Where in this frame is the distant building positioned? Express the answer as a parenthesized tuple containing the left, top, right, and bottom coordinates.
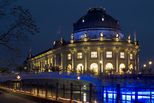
(26, 8, 139, 75)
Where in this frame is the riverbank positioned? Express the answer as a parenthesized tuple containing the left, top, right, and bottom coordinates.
(0, 86, 62, 103)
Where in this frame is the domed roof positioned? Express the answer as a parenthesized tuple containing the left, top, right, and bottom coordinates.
(73, 8, 120, 32)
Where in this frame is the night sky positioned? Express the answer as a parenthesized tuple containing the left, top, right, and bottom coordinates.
(2, 0, 154, 67)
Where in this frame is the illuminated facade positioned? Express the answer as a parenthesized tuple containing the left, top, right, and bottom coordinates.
(27, 8, 139, 75)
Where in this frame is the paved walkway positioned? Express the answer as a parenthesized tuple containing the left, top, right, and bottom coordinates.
(0, 90, 37, 103)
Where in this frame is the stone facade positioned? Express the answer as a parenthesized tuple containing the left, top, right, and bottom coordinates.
(26, 8, 140, 75)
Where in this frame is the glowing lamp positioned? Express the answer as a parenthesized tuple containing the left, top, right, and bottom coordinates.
(115, 34, 119, 41)
(149, 61, 152, 65)
(99, 60, 103, 64)
(127, 35, 131, 43)
(16, 75, 21, 80)
(143, 64, 146, 68)
(100, 32, 104, 41)
(77, 76, 80, 80)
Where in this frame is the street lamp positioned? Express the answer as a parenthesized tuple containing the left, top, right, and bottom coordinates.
(16, 75, 21, 80)
(143, 64, 146, 68)
(142, 64, 147, 74)
(24, 66, 27, 72)
(148, 61, 152, 74)
(149, 61, 152, 65)
(77, 76, 80, 80)
(99, 60, 103, 64)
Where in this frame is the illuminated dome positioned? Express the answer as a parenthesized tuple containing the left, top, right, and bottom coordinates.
(73, 8, 123, 40)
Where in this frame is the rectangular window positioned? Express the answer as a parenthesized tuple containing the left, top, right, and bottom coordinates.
(130, 54, 133, 60)
(91, 51, 98, 58)
(67, 54, 72, 60)
(106, 51, 112, 58)
(120, 52, 125, 59)
(77, 52, 83, 59)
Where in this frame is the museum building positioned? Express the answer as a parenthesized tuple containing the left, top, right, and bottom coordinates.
(26, 8, 139, 75)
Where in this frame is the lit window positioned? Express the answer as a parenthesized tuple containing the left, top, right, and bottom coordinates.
(90, 63, 99, 75)
(91, 51, 97, 58)
(77, 63, 84, 74)
(67, 64, 72, 72)
(106, 51, 112, 58)
(129, 64, 133, 70)
(120, 52, 125, 59)
(105, 63, 113, 70)
(119, 63, 126, 74)
(77, 52, 83, 59)
(130, 54, 133, 60)
(67, 54, 72, 60)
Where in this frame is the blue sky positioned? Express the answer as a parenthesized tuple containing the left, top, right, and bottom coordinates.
(2, 0, 154, 66)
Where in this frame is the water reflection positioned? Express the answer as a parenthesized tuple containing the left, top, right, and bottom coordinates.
(2, 81, 154, 103)
(103, 87, 154, 103)
(23, 86, 154, 103)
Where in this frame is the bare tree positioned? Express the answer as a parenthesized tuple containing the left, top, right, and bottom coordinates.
(0, 0, 39, 51)
(0, 0, 39, 70)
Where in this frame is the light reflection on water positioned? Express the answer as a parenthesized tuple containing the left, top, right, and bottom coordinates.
(101, 88, 154, 103)
(28, 87, 154, 103)
(11, 82, 154, 103)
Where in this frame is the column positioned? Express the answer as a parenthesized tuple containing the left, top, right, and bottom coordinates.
(103, 50, 105, 73)
(84, 50, 88, 73)
(100, 50, 103, 73)
(72, 52, 74, 72)
(137, 52, 140, 73)
(71, 49, 76, 72)
(101, 51, 104, 73)
(46, 56, 48, 71)
(116, 49, 119, 73)
(73, 52, 76, 72)
(98, 50, 101, 74)
(63, 54, 66, 72)
(127, 52, 130, 70)
(53, 55, 56, 67)
(135, 51, 139, 73)
(61, 53, 63, 70)
(134, 52, 137, 73)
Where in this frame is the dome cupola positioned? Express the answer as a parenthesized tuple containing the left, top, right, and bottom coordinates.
(73, 8, 123, 40)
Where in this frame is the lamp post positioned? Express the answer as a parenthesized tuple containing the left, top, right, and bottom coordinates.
(24, 66, 27, 72)
(143, 64, 146, 68)
(148, 61, 152, 74)
(16, 75, 21, 80)
(142, 64, 147, 74)
(149, 61, 152, 65)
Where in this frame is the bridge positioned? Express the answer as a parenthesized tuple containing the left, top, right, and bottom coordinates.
(0, 72, 103, 103)
(1, 72, 154, 103)
(0, 72, 102, 86)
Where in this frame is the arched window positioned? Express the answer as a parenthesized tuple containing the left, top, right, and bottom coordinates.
(128, 64, 133, 74)
(90, 63, 99, 75)
(129, 64, 133, 70)
(67, 64, 72, 72)
(76, 64, 84, 74)
(105, 63, 114, 74)
(119, 63, 126, 74)
(105, 63, 113, 70)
